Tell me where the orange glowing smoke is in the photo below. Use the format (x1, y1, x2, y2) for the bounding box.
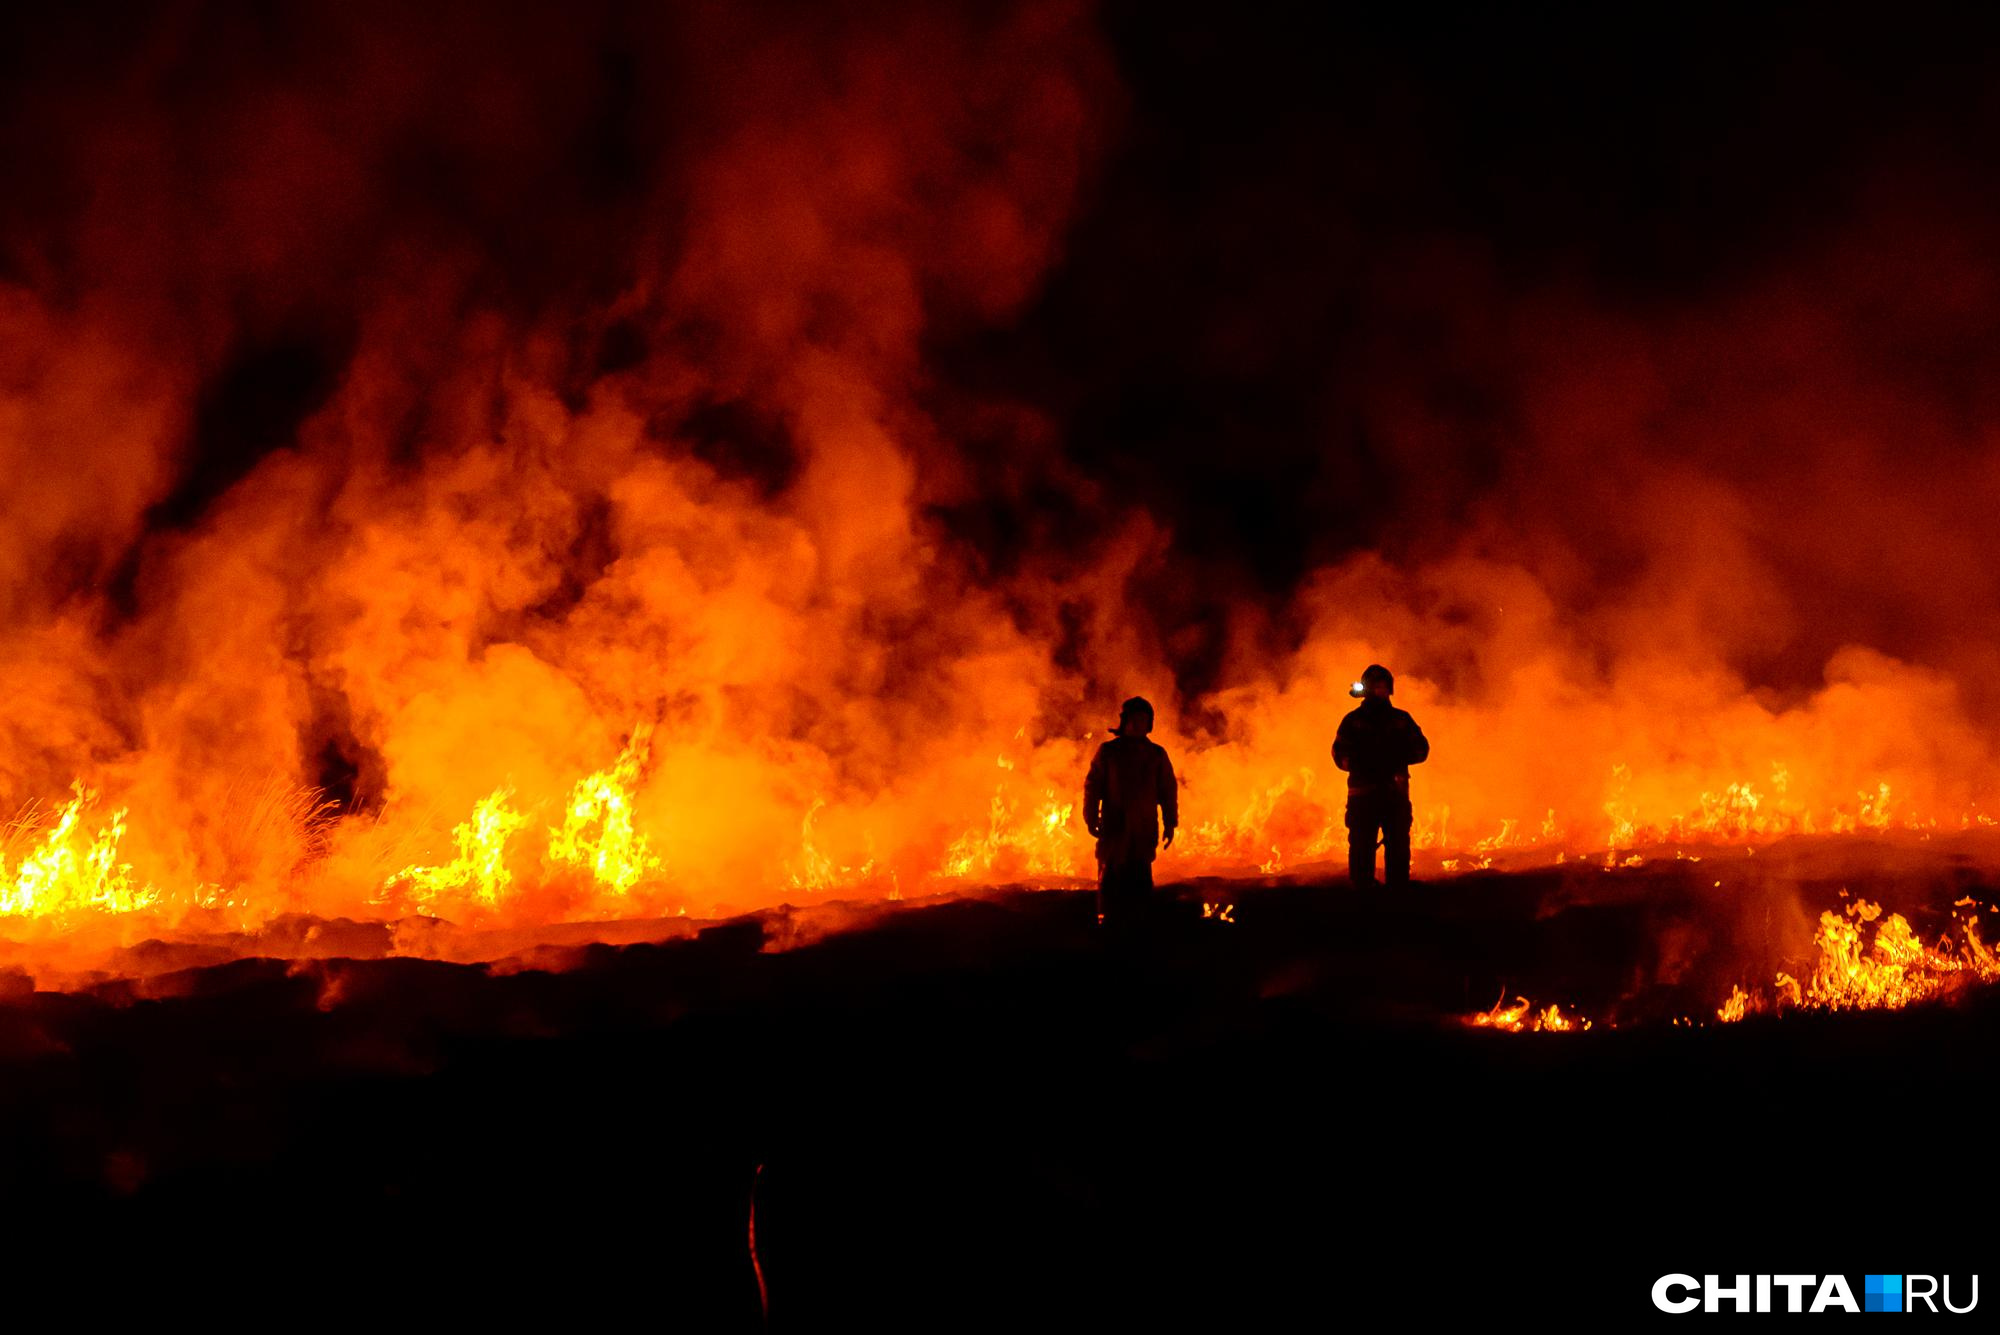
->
(4, 2, 2000, 982)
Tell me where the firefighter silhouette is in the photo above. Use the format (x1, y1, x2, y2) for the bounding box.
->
(1082, 697, 1179, 926)
(1333, 664, 1430, 887)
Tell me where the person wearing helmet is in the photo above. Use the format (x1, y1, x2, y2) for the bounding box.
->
(1082, 696, 1180, 927)
(1333, 665, 1430, 888)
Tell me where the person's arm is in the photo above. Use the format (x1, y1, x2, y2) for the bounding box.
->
(1158, 748, 1179, 847)
(1406, 716, 1430, 766)
(1083, 745, 1106, 837)
(1332, 715, 1354, 772)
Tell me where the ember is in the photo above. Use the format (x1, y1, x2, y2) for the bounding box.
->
(1468, 992, 1592, 1033)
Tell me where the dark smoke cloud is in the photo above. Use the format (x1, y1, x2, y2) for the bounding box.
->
(919, 3, 2000, 718)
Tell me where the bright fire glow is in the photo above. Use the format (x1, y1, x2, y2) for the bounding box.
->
(1469, 993, 1592, 1033)
(385, 787, 528, 910)
(547, 726, 660, 895)
(0, 784, 158, 918)
(1718, 897, 2000, 1017)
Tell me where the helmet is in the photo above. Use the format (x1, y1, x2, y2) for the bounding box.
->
(1348, 664, 1394, 698)
(1112, 696, 1155, 734)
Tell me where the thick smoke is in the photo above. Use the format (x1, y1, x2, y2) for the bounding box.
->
(0, 0, 1128, 923)
(0, 1, 1998, 946)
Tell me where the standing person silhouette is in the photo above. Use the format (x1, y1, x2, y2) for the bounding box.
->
(1333, 665, 1430, 888)
(1083, 697, 1179, 927)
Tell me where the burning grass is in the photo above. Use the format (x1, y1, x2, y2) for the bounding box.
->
(0, 677, 1997, 1029)
(1717, 893, 2000, 1017)
(4, 717, 1998, 973)
(1465, 887, 2000, 1036)
(4, 767, 1998, 1051)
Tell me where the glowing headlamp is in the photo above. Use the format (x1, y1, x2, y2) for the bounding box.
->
(1349, 680, 1367, 698)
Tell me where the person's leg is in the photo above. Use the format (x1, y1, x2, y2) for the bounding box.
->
(1345, 795, 1377, 886)
(1383, 802, 1412, 888)
(1137, 859, 1159, 926)
(1100, 860, 1144, 927)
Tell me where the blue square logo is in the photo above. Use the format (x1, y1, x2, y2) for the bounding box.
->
(1864, 1274, 1902, 1313)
